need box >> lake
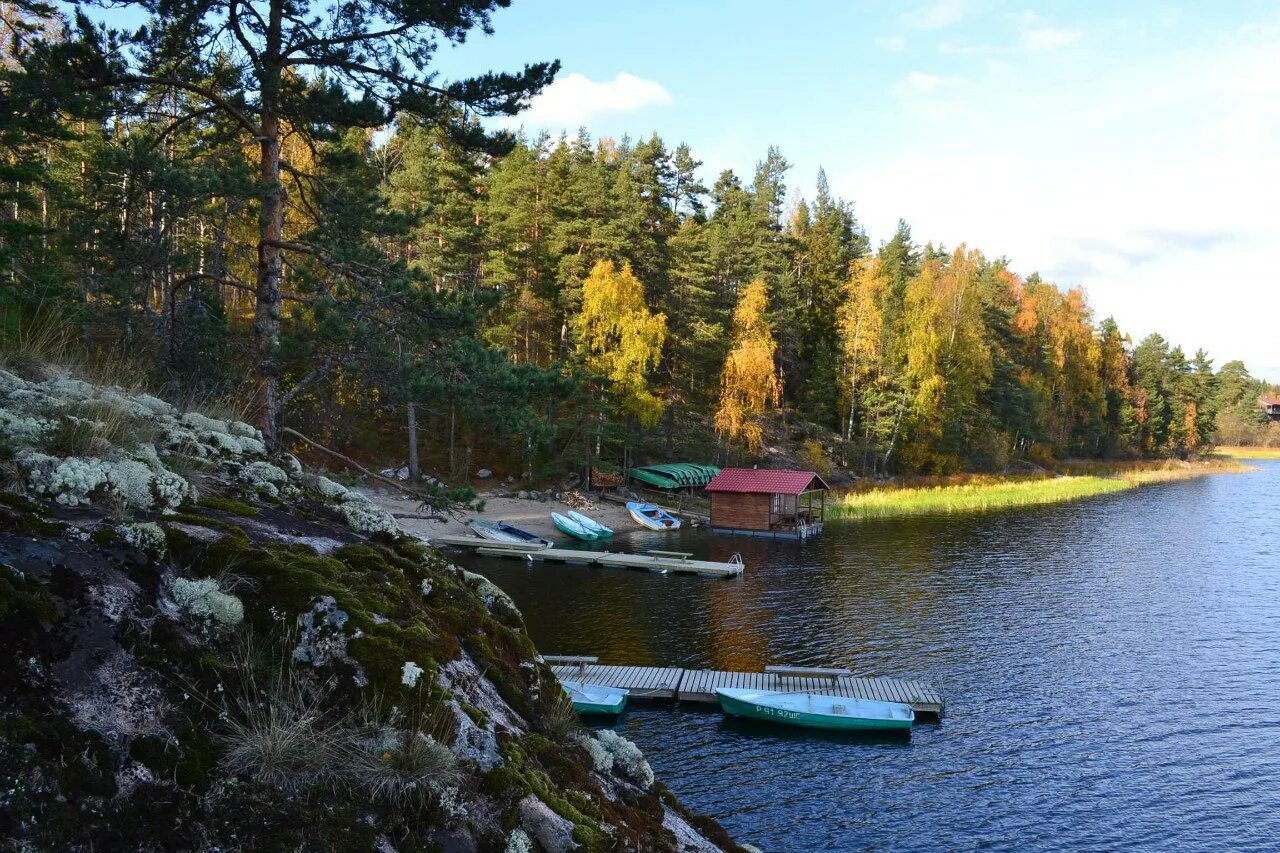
[460,463,1280,851]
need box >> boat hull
[552,512,598,541]
[562,680,627,715]
[470,520,551,548]
[626,501,682,531]
[716,688,913,731]
[568,510,613,537]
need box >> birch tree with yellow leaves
[840,256,889,442]
[715,278,782,452]
[574,260,668,469]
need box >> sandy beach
[364,488,645,542]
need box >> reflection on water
[460,463,1280,851]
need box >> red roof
[706,468,829,495]
[1261,395,1280,406]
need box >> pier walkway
[547,658,945,719]
[429,535,744,578]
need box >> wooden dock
[429,535,744,578]
[548,659,945,719]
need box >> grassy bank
[828,459,1249,520]
[1214,446,1280,459]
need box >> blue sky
[434,0,1280,379]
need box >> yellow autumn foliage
[715,278,781,451]
[574,260,668,426]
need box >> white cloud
[907,1,968,30]
[892,71,960,98]
[504,72,672,130]
[1019,25,1081,51]
[876,35,907,52]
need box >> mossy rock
[197,496,261,517]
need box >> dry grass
[216,633,458,801]
[539,691,584,741]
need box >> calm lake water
[461,463,1280,851]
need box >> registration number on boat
[758,707,802,720]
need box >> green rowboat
[716,688,914,732]
[551,511,599,541]
[562,680,628,715]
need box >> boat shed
[706,469,829,540]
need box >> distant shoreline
[828,458,1249,520]
[1214,446,1280,459]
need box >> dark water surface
[461,464,1280,851]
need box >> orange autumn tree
[716,278,782,451]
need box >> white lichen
[402,661,424,688]
[118,521,166,556]
[238,460,290,498]
[0,407,54,446]
[582,730,654,790]
[504,828,533,853]
[340,492,400,535]
[315,476,349,499]
[170,577,244,627]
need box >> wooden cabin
[1260,395,1280,422]
[706,469,829,540]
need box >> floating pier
[546,657,945,719]
[429,535,744,578]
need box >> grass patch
[830,459,1248,520]
[1214,446,1280,459]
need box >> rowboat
[468,519,551,548]
[562,679,628,715]
[551,511,598,541]
[567,510,613,538]
[716,688,914,732]
[626,501,681,531]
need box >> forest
[2,0,1276,487]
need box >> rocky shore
[0,366,739,852]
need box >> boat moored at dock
[562,679,628,715]
[716,688,915,732]
[468,519,552,548]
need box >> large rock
[518,795,577,853]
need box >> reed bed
[829,460,1248,520]
[1213,446,1280,459]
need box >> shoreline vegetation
[1214,446,1280,459]
[828,458,1250,520]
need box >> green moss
[0,564,58,622]
[0,491,38,511]
[459,701,488,729]
[198,496,261,517]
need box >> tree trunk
[254,2,286,443]
[407,401,420,480]
[254,110,284,442]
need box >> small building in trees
[706,469,829,540]
[1260,395,1280,421]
